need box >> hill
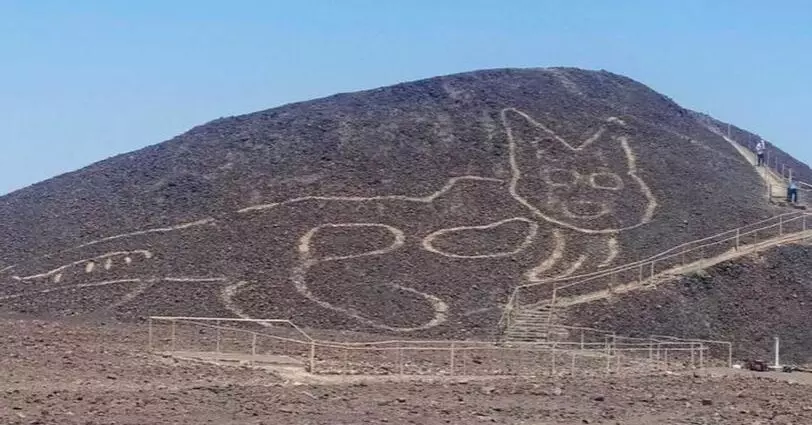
[0,67,803,338]
[568,243,812,364]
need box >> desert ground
[2,317,810,425]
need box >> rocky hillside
[568,243,812,364]
[0,67,796,338]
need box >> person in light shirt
[756,139,766,167]
[787,179,798,204]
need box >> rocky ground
[2,318,811,425]
[568,243,812,364]
[0,67,782,339]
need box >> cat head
[501,108,657,233]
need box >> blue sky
[1,0,810,195]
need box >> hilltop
[0,67,807,338]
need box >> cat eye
[543,168,580,187]
[589,172,624,190]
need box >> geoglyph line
[75,219,216,249]
[524,230,565,282]
[163,277,229,283]
[421,217,539,259]
[298,223,406,262]
[237,176,503,214]
[0,279,143,302]
[501,107,658,234]
[598,237,620,268]
[4,107,661,331]
[16,250,153,281]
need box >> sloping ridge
[0,67,806,339]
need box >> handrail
[500,212,812,328]
[553,215,810,294]
[517,211,807,291]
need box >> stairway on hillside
[504,304,569,343]
[709,125,807,209]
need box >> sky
[1,0,811,195]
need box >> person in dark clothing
[756,139,766,167]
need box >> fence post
[735,228,740,251]
[638,264,643,283]
[580,330,585,351]
[727,344,733,368]
[170,319,177,352]
[650,261,655,280]
[449,343,456,376]
[309,341,316,374]
[398,347,404,376]
[551,342,557,376]
[251,333,257,357]
[148,317,153,351]
[780,216,784,235]
[216,320,221,353]
[699,345,704,369]
[690,343,696,368]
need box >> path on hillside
[703,124,787,194]
[555,229,812,307]
[505,212,812,341]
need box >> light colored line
[75,219,216,249]
[598,237,620,268]
[291,259,448,332]
[0,279,142,301]
[524,230,565,282]
[501,108,657,234]
[163,277,229,283]
[421,217,539,259]
[237,176,503,214]
[19,250,152,281]
[298,223,406,262]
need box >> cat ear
[501,108,622,154]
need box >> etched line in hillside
[525,230,566,282]
[108,280,156,310]
[0,278,143,302]
[555,255,587,279]
[501,107,658,234]
[620,137,658,224]
[421,217,539,259]
[589,172,624,191]
[75,219,216,249]
[290,221,449,331]
[221,281,250,321]
[598,237,620,268]
[16,250,153,281]
[237,176,503,214]
[163,277,229,283]
[560,201,610,220]
[291,259,449,332]
[298,223,406,261]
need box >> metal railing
[500,212,812,331]
[147,316,728,377]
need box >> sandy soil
[1,318,811,425]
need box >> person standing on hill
[787,179,799,204]
[756,139,766,166]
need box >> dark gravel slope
[0,67,793,338]
[568,243,812,363]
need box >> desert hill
[0,67,805,338]
[568,243,812,363]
